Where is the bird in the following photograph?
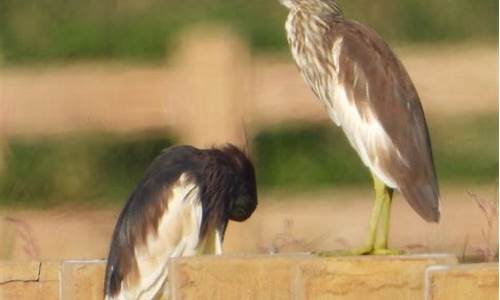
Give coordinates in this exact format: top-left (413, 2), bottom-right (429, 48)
top-left (104, 144), bottom-right (257, 299)
top-left (278, 0), bottom-right (440, 254)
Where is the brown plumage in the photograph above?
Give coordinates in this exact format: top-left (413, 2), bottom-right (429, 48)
top-left (104, 144), bottom-right (257, 299)
top-left (279, 0), bottom-right (440, 252)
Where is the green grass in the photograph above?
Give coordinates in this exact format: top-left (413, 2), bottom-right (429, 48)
top-left (255, 124), bottom-right (370, 190)
top-left (255, 114), bottom-right (499, 190)
top-left (0, 0), bottom-right (497, 64)
top-left (0, 132), bottom-right (174, 207)
top-left (432, 115), bottom-right (499, 184)
top-left (0, 115), bottom-right (497, 207)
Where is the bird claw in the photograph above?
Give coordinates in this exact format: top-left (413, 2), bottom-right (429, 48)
top-left (371, 248), bottom-right (405, 255)
top-left (313, 247), bottom-right (405, 257)
top-left (313, 249), bottom-right (352, 257)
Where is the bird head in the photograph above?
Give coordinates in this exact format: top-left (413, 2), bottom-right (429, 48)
top-left (278, 0), bottom-right (342, 15)
top-left (278, 0), bottom-right (298, 10)
top-left (218, 144), bottom-right (258, 222)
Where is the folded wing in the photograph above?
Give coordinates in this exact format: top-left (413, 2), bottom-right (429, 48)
top-left (104, 173), bottom-right (203, 300)
top-left (331, 20), bottom-right (440, 222)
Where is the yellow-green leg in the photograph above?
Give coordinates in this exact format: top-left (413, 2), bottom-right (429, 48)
top-left (375, 187), bottom-right (392, 249)
top-left (317, 173), bottom-right (402, 256)
top-left (372, 186), bottom-right (402, 255)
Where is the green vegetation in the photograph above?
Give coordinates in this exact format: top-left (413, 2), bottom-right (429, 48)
top-left (432, 115), bottom-right (499, 184)
top-left (255, 124), bottom-right (369, 190)
top-left (0, 0), bottom-right (497, 64)
top-left (0, 132), bottom-right (174, 207)
top-left (0, 115), bottom-right (497, 207)
top-left (255, 114), bottom-right (499, 190)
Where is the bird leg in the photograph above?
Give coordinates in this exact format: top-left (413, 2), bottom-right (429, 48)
top-left (347, 174), bottom-right (387, 255)
top-left (375, 187), bottom-right (392, 249)
top-left (316, 175), bottom-right (384, 256)
top-left (372, 184), bottom-right (403, 255)
top-left (316, 174), bottom-right (403, 256)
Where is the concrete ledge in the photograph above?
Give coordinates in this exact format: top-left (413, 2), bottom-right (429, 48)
top-left (0, 261), bottom-right (59, 300)
top-left (0, 261), bottom-right (40, 282)
top-left (300, 254), bottom-right (458, 300)
top-left (425, 263), bottom-right (499, 300)
top-left (40, 261), bottom-right (62, 281)
top-left (169, 253), bottom-right (308, 300)
top-left (60, 260), bottom-right (106, 300)
top-left (8, 255), bottom-right (494, 300)
top-left (169, 253), bottom-right (457, 300)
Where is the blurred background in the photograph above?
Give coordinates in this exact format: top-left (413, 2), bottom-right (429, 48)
top-left (0, 0), bottom-right (498, 262)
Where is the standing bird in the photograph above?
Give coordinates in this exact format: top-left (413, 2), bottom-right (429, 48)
top-left (278, 0), bottom-right (440, 254)
top-left (104, 144), bottom-right (257, 299)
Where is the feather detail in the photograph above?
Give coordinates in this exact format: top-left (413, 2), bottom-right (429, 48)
top-left (105, 174), bottom-right (204, 300)
top-left (284, 3), bottom-right (440, 222)
top-left (105, 144), bottom-right (257, 299)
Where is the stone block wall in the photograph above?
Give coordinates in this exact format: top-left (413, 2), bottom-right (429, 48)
top-left (0, 255), bottom-right (497, 300)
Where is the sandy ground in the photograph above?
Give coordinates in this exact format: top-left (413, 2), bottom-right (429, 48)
top-left (1, 184), bottom-right (497, 261)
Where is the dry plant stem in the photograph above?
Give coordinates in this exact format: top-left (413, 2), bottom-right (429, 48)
top-left (469, 190), bottom-right (499, 262)
top-left (4, 217), bottom-right (40, 259)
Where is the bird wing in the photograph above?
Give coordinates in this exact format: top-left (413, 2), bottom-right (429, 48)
top-left (105, 172), bottom-right (222, 300)
top-left (329, 20), bottom-right (440, 222)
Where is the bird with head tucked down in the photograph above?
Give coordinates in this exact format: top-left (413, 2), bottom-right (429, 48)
top-left (104, 144), bottom-right (257, 300)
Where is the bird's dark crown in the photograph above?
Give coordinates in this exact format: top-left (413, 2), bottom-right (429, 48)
top-left (201, 144), bottom-right (257, 223)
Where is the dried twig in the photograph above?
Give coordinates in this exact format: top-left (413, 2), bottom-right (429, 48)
top-left (468, 191), bottom-right (499, 262)
top-left (259, 218), bottom-right (324, 254)
top-left (4, 217), bottom-right (40, 259)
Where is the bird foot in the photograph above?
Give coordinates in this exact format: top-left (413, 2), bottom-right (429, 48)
top-left (371, 248), bottom-right (404, 255)
top-left (314, 247), bottom-right (372, 257)
top-left (314, 247), bottom-right (404, 257)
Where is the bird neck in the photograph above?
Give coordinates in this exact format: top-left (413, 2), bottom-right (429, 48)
top-left (286, 10), bottom-right (330, 44)
top-left (288, 0), bottom-right (343, 19)
top-left (198, 152), bottom-right (235, 236)
top-left (286, 9), bottom-right (339, 78)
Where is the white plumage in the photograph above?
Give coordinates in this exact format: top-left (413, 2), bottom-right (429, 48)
top-left (107, 174), bottom-right (222, 300)
top-left (104, 145), bottom-right (257, 299)
top-left (281, 0), bottom-right (440, 232)
top-left (290, 29), bottom-right (400, 189)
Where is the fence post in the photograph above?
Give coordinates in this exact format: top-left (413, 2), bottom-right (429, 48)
top-left (167, 24), bottom-right (252, 148)
top-left (0, 50), bottom-right (6, 177)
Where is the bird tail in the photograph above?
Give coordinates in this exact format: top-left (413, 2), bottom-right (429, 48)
top-left (399, 178), bottom-right (440, 223)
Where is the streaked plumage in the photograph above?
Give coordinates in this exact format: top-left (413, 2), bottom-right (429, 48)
top-left (104, 144), bottom-right (257, 299)
top-left (279, 0), bottom-right (440, 253)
